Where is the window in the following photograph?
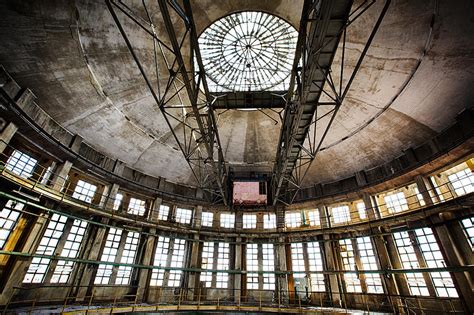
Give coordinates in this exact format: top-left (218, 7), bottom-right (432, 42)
top-left (393, 231), bottom-right (429, 296)
top-left (116, 232), bottom-right (140, 284)
top-left (384, 192), bottom-right (408, 214)
top-left (356, 237), bottom-right (383, 293)
top-left (448, 168), bottom-right (474, 196)
top-left (201, 242), bottom-right (214, 287)
top-left (290, 243), bottom-right (305, 279)
top-left (5, 150), bottom-right (38, 179)
top-left (307, 242), bottom-right (325, 292)
top-left (0, 200), bottom-right (23, 249)
top-left (23, 214), bottom-right (68, 283)
top-left (216, 243), bottom-right (229, 288)
top-left (128, 197), bottom-right (146, 216)
top-left (243, 214), bottom-right (256, 229)
top-left (262, 244), bottom-right (275, 290)
top-left (307, 209), bottom-right (320, 226)
top-left (168, 239), bottom-right (186, 287)
top-left (246, 244), bottom-right (259, 290)
top-left (415, 228), bottom-right (458, 297)
top-left (201, 211), bottom-right (213, 227)
top-left (339, 239), bottom-right (361, 293)
top-left (331, 206), bottom-right (350, 224)
top-left (413, 187), bottom-right (426, 206)
top-left (40, 166), bottom-right (53, 185)
top-left (72, 180), bottom-right (97, 203)
top-left (113, 193), bottom-right (123, 211)
top-left (176, 208), bottom-right (192, 224)
top-left (430, 176), bottom-right (445, 202)
top-left (356, 202), bottom-right (367, 220)
top-left (461, 217), bottom-right (474, 249)
top-left (95, 228), bottom-right (122, 284)
top-left (285, 212), bottom-right (301, 228)
top-left (51, 219), bottom-right (88, 283)
top-left (264, 214), bottom-right (276, 229)
top-left (150, 236), bottom-right (170, 286)
top-left (158, 205), bottom-right (169, 221)
top-left (220, 213), bottom-right (235, 229)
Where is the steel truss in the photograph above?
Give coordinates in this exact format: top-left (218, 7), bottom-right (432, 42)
top-left (272, 0), bottom-right (391, 205)
top-left (106, 0), bottom-right (228, 204)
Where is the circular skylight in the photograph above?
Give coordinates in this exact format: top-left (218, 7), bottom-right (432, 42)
top-left (198, 11), bottom-right (298, 92)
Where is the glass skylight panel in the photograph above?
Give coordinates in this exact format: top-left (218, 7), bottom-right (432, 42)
top-left (285, 212), bottom-right (301, 228)
top-left (175, 208), bottom-right (192, 224)
top-left (356, 237), bottom-right (383, 293)
top-left (95, 227), bottom-right (122, 284)
top-left (384, 192), bottom-right (409, 214)
top-left (307, 242), bottom-right (325, 292)
top-left (243, 214), bottom-right (257, 229)
top-left (264, 213), bottom-right (276, 229)
top-left (198, 11), bottom-right (298, 92)
top-left (128, 197), bottom-right (146, 216)
top-left (23, 214), bottom-right (68, 283)
top-left (339, 239), bottom-right (361, 293)
top-left (150, 236), bottom-right (170, 286)
top-left (461, 217), bottom-right (474, 249)
top-left (201, 211), bottom-right (214, 227)
top-left (158, 205), bottom-right (169, 221)
top-left (72, 180), bottom-right (97, 203)
top-left (5, 150), bottom-right (38, 179)
top-left (0, 200), bottom-right (23, 249)
top-left (331, 206), bottom-right (350, 224)
top-left (116, 231), bottom-right (140, 285)
top-left (448, 168), bottom-right (474, 196)
top-left (220, 213), bottom-right (235, 229)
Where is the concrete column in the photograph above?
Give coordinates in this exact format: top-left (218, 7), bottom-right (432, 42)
top-left (414, 175), bottom-right (434, 206)
top-left (136, 229), bottom-right (156, 302)
top-left (102, 183), bottom-right (120, 210)
top-left (193, 205), bottom-right (202, 229)
top-left (187, 234), bottom-right (202, 300)
top-left (322, 236), bottom-right (341, 306)
top-left (234, 210), bottom-right (243, 230)
top-left (149, 197), bottom-right (162, 222)
top-left (384, 233), bottom-right (411, 297)
top-left (361, 192), bottom-right (377, 220)
top-left (0, 122), bottom-right (18, 154)
top-left (50, 161), bottom-right (73, 192)
top-left (319, 204), bottom-right (331, 229)
top-left (234, 237), bottom-right (242, 303)
top-left (275, 236), bottom-right (289, 303)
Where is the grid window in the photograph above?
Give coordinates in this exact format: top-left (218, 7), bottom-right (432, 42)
top-left (201, 242), bottom-right (214, 287)
top-left (116, 232), bottom-right (140, 284)
top-left (246, 244), bottom-right (259, 290)
top-left (285, 212), bottom-right (301, 228)
top-left (415, 228), bottom-right (458, 297)
top-left (393, 231), bottom-right (429, 296)
top-left (216, 243), bottom-right (229, 288)
top-left (357, 202), bottom-right (367, 219)
top-left (307, 210), bottom-right (320, 226)
top-left (413, 187), bottom-right (426, 207)
top-left (5, 150), bottom-right (38, 179)
top-left (262, 244), bottom-right (275, 290)
top-left (448, 168), bottom-right (474, 196)
top-left (51, 219), bottom-right (88, 283)
top-left (290, 243), bottom-right (305, 279)
top-left (220, 213), bottom-right (235, 229)
top-left (430, 176), bottom-right (445, 202)
top-left (176, 208), bottom-right (192, 224)
top-left (150, 236), bottom-right (170, 286)
top-left (95, 228), bottom-right (123, 284)
top-left (461, 217), bottom-right (474, 249)
top-left (72, 180), bottom-right (97, 203)
top-left (0, 200), bottom-right (23, 249)
top-left (158, 205), bottom-right (169, 221)
top-left (23, 214), bottom-right (67, 283)
top-left (128, 197), bottom-right (146, 216)
top-left (243, 214), bottom-right (257, 229)
top-left (332, 206), bottom-right (350, 224)
top-left (356, 237), bottom-right (383, 293)
top-left (201, 212), bottom-right (213, 227)
top-left (339, 239), bottom-right (361, 293)
top-left (384, 192), bottom-right (408, 214)
top-left (307, 242), bottom-right (325, 292)
top-left (264, 214), bottom-right (276, 229)
top-left (113, 193), bottom-right (123, 211)
top-left (168, 239), bottom-right (186, 287)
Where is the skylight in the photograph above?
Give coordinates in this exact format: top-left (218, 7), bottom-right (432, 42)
top-left (198, 11), bottom-right (298, 92)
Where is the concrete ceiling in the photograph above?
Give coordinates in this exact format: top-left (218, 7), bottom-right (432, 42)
top-left (0, 0), bottom-right (473, 188)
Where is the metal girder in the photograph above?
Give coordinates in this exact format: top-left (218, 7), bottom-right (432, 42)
top-left (211, 91), bottom-right (287, 109)
top-left (106, 0), bottom-right (228, 204)
top-left (272, 0), bottom-right (391, 205)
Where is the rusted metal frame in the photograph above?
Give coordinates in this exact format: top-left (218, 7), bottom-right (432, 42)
top-left (288, 0), bottom-right (392, 203)
top-left (158, 0), bottom-right (228, 204)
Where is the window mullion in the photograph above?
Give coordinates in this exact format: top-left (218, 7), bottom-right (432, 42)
top-left (408, 231), bottom-right (437, 297)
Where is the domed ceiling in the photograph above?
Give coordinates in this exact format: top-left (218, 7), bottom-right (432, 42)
top-left (0, 0), bottom-right (473, 189)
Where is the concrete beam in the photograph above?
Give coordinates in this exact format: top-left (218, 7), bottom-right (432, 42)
top-left (0, 122), bottom-right (17, 154)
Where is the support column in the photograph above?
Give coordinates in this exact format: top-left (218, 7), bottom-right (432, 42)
top-left (193, 205), bottom-right (202, 229)
top-left (322, 236), bottom-right (341, 306)
top-left (414, 175), bottom-right (434, 206)
top-left (50, 161), bottom-right (73, 192)
top-left (0, 122), bottom-right (17, 154)
top-left (319, 204), bottom-right (330, 229)
top-left (275, 236), bottom-right (289, 303)
top-left (187, 234), bottom-right (201, 300)
top-left (103, 183), bottom-right (120, 210)
top-left (136, 229), bottom-right (156, 302)
top-left (234, 237), bottom-right (242, 303)
top-left (362, 192), bottom-right (378, 220)
top-left (149, 197), bottom-right (162, 222)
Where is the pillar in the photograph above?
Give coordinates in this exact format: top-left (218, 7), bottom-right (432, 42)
top-left (193, 205), bottom-right (202, 229)
top-left (50, 161), bottom-right (73, 192)
top-left (0, 122), bottom-right (18, 154)
top-left (362, 192), bottom-right (378, 220)
top-left (149, 197), bottom-right (162, 222)
top-left (414, 175), bottom-right (434, 206)
top-left (136, 229), bottom-right (156, 301)
top-left (187, 234), bottom-right (201, 300)
top-left (234, 237), bottom-right (242, 303)
top-left (275, 236), bottom-right (289, 303)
